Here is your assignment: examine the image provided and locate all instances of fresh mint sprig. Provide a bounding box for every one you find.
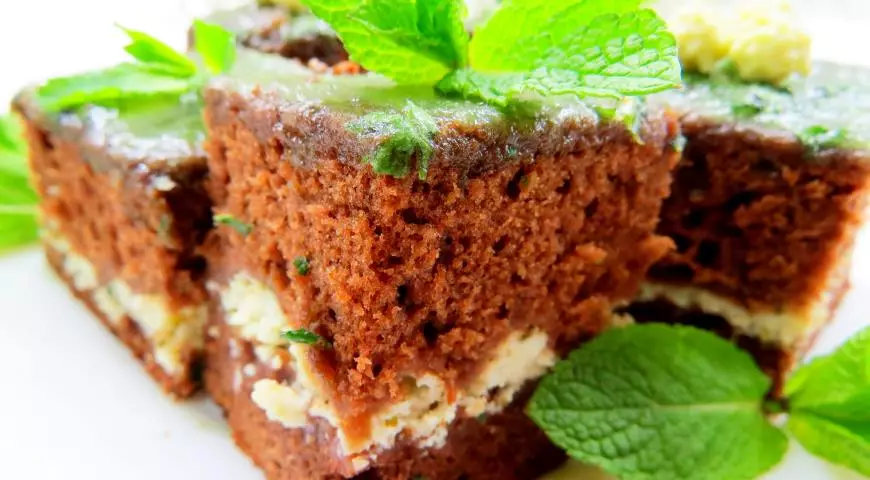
[36,21,236,112]
[528,324,870,480]
[0,114,39,252]
[301,0,680,108]
[282,327,330,347]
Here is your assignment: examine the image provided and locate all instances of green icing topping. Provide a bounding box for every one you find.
[657,62,870,153]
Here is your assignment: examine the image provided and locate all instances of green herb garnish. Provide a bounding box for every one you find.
[282,328,329,347]
[347,101,439,178]
[528,324,870,480]
[798,125,849,154]
[213,213,252,236]
[292,256,311,276]
[301,0,680,108]
[36,21,236,112]
[731,93,766,118]
[0,114,39,252]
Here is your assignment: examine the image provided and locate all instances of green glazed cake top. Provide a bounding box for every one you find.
[658,62,870,154]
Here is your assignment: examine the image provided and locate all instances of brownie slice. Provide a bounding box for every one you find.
[201,56,679,478]
[13,94,213,397]
[632,63,870,387]
[198,3,348,66]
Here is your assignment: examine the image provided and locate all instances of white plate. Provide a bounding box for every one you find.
[0,1,869,479]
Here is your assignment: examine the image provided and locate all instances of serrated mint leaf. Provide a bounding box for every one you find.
[788,412,870,477]
[528,324,787,480]
[192,20,237,75]
[36,63,194,112]
[785,326,870,422]
[300,0,468,85]
[118,25,197,77]
[282,328,329,346]
[471,0,643,71]
[348,101,439,179]
[214,213,252,236]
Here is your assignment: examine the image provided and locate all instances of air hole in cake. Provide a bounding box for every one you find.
[585,198,599,218]
[556,176,572,195]
[438,235,454,265]
[682,209,707,230]
[497,304,509,319]
[372,363,382,378]
[396,284,410,308]
[695,239,721,267]
[510,273,523,285]
[373,226,383,236]
[752,158,780,175]
[649,263,695,283]
[422,320,440,345]
[492,236,508,254]
[178,255,208,281]
[506,168,525,199]
[387,255,404,266]
[36,128,54,151]
[400,208,428,225]
[724,191,757,213]
[672,233,693,253]
[676,154,710,192]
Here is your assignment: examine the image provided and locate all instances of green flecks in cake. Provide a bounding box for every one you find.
[656,62,870,154]
[292,256,311,276]
[282,327,329,347]
[214,213,252,236]
[347,101,439,179]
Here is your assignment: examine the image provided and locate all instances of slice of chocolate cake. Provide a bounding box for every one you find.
[631,63,870,390]
[13,94,213,397]
[200,56,679,478]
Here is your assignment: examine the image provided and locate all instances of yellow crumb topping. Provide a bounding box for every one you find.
[672,1,812,84]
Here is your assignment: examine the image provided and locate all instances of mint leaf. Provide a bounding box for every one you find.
[798,125,849,154]
[192,20,237,74]
[292,256,310,276]
[470,0,643,71]
[281,328,329,346]
[214,213,252,236]
[347,101,439,179]
[0,114,25,155]
[788,412,870,477]
[118,25,197,77]
[36,63,194,112]
[0,207,39,252]
[786,326,870,422]
[300,0,468,85]
[528,324,787,480]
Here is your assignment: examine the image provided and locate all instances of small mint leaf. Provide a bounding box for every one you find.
[300,0,468,85]
[787,412,870,477]
[292,256,310,276]
[213,213,252,236]
[118,25,197,77]
[731,93,766,118]
[528,324,787,480]
[36,63,194,112]
[192,20,237,75]
[785,326,870,422]
[798,125,849,154]
[282,328,329,347]
[347,101,439,179]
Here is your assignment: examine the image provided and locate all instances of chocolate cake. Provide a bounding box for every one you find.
[200,55,679,478]
[215,6,870,391]
[631,65,870,388]
[12,94,213,397]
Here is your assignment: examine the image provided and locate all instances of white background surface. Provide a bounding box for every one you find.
[0,1,868,479]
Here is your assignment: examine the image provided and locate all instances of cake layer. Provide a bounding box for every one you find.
[45,232,205,396]
[203,68,680,416]
[647,65,870,349]
[14,95,213,396]
[204,307,565,480]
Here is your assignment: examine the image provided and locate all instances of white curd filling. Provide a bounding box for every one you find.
[45,232,205,375]
[219,273,557,470]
